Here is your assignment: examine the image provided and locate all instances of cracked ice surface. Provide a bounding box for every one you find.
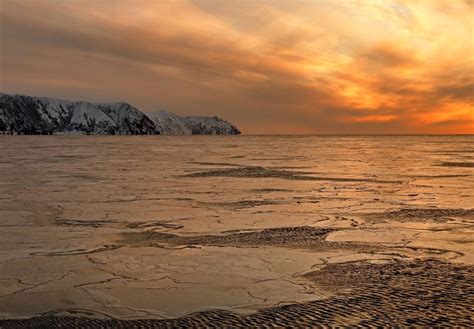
[0,135,473,319]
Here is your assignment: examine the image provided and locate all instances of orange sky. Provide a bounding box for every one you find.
[1,0,473,134]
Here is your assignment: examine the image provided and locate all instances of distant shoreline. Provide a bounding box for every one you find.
[1,133,473,137]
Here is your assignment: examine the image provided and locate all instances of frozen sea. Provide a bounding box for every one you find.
[0,135,473,325]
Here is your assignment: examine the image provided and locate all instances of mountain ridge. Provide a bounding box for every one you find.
[0,93,241,135]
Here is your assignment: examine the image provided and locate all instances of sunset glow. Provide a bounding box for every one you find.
[1,0,473,133]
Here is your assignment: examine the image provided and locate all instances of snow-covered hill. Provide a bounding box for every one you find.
[0,93,240,135]
[187,116,241,135]
[149,111,193,135]
[148,111,241,135]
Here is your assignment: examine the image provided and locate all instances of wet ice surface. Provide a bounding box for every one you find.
[0,135,473,321]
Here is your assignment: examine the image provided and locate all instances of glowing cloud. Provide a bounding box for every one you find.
[1,0,472,133]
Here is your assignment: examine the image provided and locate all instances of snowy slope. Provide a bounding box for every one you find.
[0,94,155,135]
[148,111,241,135]
[0,93,240,135]
[69,101,117,134]
[186,116,241,135]
[96,102,155,135]
[148,111,192,135]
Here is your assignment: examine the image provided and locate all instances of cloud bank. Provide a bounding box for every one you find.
[1,0,472,133]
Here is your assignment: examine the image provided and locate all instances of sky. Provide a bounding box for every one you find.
[0,0,473,134]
